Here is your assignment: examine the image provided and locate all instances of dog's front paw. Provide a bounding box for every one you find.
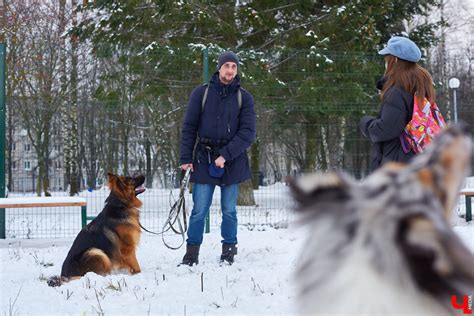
[47,275,64,287]
[129,267,141,274]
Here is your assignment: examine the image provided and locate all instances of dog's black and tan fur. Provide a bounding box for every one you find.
[48,173,145,287]
[291,125,474,315]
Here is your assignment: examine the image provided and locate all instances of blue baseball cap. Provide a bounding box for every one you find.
[378,36,421,63]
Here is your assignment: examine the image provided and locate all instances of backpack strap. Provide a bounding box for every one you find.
[201,84,209,112]
[201,83,242,112]
[237,88,242,110]
[432,102,446,127]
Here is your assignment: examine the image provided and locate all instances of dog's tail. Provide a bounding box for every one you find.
[47,275,68,287]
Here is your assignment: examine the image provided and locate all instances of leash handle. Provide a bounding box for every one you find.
[180,168,191,192]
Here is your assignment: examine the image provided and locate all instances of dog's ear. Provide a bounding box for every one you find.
[289,172,354,210]
[409,124,471,219]
[107,173,123,188]
[398,215,474,301]
[107,173,127,191]
[433,128,471,217]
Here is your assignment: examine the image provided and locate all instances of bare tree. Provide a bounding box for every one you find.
[10,1,68,196]
[63,0,80,195]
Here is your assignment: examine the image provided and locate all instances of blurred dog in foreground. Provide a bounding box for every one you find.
[48,173,145,287]
[291,125,474,315]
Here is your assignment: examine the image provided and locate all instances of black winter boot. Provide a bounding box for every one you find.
[220,243,237,265]
[180,244,200,266]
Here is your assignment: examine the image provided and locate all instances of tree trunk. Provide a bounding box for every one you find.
[59,0,70,192]
[123,140,129,175]
[145,138,153,188]
[237,179,255,206]
[334,117,346,169]
[304,123,317,172]
[42,128,51,196]
[86,110,97,189]
[4,1,15,191]
[107,123,116,174]
[250,139,259,189]
[69,0,79,195]
[36,161,43,196]
[122,128,129,175]
[86,61,99,189]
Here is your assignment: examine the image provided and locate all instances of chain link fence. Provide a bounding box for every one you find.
[3,47,473,238]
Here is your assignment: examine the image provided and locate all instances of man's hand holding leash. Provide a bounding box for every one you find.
[181,163,193,171]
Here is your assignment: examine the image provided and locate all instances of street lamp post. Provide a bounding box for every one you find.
[448,77,460,123]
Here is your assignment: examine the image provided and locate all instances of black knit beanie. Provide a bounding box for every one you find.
[217,51,239,70]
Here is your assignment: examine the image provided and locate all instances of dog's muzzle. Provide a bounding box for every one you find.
[135,184,146,195]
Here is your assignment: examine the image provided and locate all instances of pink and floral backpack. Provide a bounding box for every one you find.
[400,96,446,154]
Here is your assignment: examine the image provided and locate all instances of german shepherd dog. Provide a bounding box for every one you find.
[291,125,474,315]
[48,173,146,287]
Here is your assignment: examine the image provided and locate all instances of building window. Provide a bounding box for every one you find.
[12,161,16,169]
[55,161,61,169]
[24,161,31,170]
[24,144,30,152]
[12,143,16,151]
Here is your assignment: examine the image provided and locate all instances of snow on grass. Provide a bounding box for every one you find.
[1,225,305,315]
[1,178,473,314]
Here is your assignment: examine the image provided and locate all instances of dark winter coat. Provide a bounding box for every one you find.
[359,85,415,171]
[180,72,256,186]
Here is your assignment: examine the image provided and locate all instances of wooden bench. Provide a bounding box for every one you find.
[459,190,473,222]
[0,197,90,239]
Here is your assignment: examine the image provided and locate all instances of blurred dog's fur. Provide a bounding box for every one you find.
[48,173,146,287]
[291,125,474,315]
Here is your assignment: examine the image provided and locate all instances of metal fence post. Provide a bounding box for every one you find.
[203,47,209,85]
[203,47,211,234]
[0,43,6,239]
[466,196,472,222]
[81,205,87,228]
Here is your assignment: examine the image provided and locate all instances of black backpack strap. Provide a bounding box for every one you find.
[237,88,242,110]
[201,84,209,112]
[201,84,243,112]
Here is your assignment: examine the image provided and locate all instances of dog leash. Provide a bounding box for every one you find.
[161,168,191,249]
[138,168,191,250]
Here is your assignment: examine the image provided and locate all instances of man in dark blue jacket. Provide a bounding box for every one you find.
[179,51,256,266]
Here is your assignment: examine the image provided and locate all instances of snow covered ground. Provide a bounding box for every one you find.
[1,178,473,315]
[1,220,473,315]
[1,225,305,315]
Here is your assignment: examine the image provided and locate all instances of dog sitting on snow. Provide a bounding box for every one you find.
[48,174,146,287]
[291,124,474,315]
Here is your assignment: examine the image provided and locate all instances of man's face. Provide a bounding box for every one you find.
[218,62,237,85]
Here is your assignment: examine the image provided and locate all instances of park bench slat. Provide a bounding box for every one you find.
[0,197,90,238]
[0,197,86,208]
[0,202,86,208]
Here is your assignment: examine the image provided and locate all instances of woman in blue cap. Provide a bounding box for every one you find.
[359,36,436,171]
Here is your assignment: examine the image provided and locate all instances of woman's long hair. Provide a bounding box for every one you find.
[382,55,435,104]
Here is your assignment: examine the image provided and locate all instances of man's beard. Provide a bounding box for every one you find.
[220,74,234,84]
